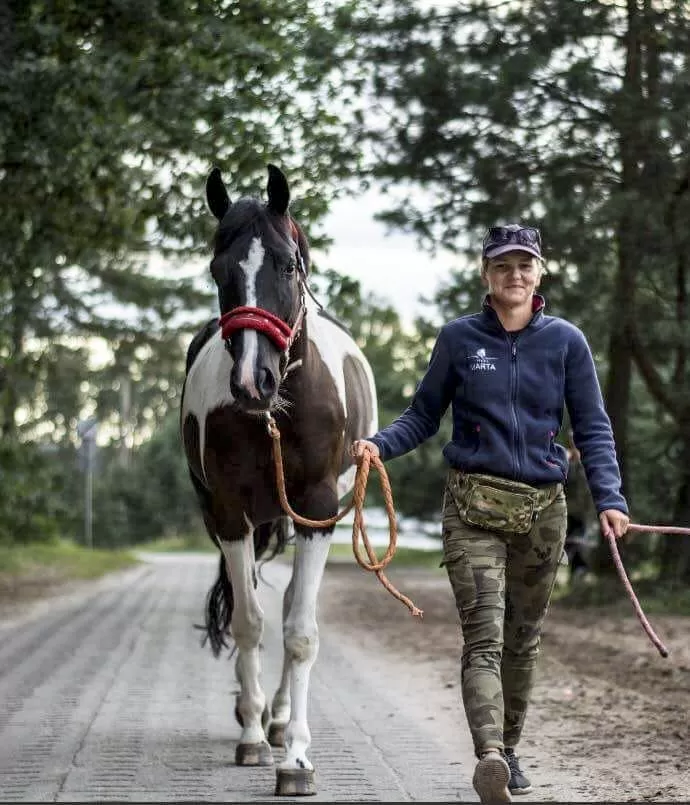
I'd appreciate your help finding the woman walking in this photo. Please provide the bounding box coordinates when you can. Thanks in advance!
[351,224,629,803]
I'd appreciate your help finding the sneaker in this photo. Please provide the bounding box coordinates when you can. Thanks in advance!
[472,750,512,804]
[504,748,532,795]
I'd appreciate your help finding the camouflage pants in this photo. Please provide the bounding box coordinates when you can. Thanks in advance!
[441,471,567,756]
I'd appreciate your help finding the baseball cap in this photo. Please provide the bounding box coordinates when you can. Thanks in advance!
[482,224,542,260]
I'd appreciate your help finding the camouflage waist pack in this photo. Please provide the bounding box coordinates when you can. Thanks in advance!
[447,470,562,535]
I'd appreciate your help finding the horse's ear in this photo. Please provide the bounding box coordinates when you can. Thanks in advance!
[266,164,290,215]
[206,166,230,221]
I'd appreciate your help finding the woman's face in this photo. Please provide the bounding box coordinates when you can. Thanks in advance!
[482,250,542,308]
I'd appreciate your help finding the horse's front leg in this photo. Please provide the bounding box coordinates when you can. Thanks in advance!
[268,574,294,748]
[220,524,272,767]
[275,522,332,796]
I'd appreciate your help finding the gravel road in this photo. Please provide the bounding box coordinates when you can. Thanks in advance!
[0,552,477,802]
[2,550,687,803]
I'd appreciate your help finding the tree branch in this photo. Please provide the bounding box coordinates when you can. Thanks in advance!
[629,320,681,420]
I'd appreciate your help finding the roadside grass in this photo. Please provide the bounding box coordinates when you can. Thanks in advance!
[303,541,443,569]
[552,568,690,616]
[140,532,443,568]
[0,539,139,588]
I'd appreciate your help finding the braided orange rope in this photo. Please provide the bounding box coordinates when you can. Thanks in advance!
[266,415,423,618]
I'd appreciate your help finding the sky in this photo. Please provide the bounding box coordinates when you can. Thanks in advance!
[312,187,461,328]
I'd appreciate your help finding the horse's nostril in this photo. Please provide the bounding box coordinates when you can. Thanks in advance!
[257,368,276,398]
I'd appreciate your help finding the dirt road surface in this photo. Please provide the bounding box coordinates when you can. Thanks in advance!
[0,551,687,802]
[319,559,690,803]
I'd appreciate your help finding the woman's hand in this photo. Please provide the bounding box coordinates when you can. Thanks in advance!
[599,509,630,540]
[350,439,380,463]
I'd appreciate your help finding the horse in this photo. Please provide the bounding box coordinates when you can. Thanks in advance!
[180,164,378,796]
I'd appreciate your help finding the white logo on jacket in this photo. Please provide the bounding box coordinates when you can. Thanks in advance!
[469,347,497,371]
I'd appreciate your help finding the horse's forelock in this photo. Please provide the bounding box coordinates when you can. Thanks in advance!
[214,198,264,256]
[214,199,301,263]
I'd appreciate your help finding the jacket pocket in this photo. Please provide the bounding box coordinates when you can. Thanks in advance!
[545,430,560,467]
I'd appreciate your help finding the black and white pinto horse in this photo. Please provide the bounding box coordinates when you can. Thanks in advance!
[180,165,377,795]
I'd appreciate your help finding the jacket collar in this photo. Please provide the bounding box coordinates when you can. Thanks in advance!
[480,293,546,331]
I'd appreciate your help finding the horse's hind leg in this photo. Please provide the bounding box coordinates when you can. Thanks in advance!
[219,527,273,767]
[275,524,331,796]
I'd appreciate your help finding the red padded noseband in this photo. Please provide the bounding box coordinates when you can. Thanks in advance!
[219,306,294,352]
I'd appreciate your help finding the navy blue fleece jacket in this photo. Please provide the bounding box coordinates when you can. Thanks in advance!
[369,296,628,515]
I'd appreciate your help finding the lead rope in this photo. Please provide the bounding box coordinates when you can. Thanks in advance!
[265,414,423,618]
[266,411,689,648]
[611,522,690,658]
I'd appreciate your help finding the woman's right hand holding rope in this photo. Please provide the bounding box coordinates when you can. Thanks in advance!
[348,438,423,618]
[350,439,380,463]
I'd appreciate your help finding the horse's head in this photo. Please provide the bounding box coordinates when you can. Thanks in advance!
[206,164,310,414]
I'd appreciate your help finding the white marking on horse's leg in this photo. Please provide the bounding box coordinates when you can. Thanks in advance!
[236,237,264,398]
[219,520,266,746]
[271,576,294,725]
[279,531,331,772]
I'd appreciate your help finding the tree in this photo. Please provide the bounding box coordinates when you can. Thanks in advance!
[0,0,364,445]
[348,0,690,573]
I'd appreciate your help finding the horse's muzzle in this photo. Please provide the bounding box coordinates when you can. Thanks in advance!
[230,365,278,414]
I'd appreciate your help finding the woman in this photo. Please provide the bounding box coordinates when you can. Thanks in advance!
[351,223,629,803]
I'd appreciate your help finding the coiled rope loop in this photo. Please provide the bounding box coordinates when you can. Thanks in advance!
[266,414,423,618]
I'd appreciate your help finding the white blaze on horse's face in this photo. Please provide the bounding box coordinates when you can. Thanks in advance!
[235,237,265,400]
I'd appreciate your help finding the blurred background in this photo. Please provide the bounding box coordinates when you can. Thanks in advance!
[1,0,689,596]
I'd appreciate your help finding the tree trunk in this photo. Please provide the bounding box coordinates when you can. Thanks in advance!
[603,261,634,493]
[660,421,690,583]
[603,0,644,499]
[594,0,643,574]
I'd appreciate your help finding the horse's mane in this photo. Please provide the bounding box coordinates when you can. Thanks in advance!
[290,219,311,274]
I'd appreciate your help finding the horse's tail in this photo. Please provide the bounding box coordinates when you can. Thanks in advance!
[204,553,234,658]
[255,517,294,589]
[255,517,293,563]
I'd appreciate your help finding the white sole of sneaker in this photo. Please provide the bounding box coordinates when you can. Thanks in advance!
[510,785,533,796]
[472,753,512,804]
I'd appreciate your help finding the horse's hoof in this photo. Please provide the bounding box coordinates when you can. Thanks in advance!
[267,722,285,747]
[275,768,316,796]
[235,741,273,766]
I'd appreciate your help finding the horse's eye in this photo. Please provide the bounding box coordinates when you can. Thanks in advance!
[284,259,296,275]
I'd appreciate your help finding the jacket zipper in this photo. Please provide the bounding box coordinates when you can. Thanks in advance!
[510,338,521,478]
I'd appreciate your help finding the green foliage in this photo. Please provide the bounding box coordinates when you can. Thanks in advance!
[0,440,80,546]
[92,412,202,547]
[0,0,366,445]
[0,539,138,579]
[0,0,372,550]
[5,0,690,589]
[348,0,690,577]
